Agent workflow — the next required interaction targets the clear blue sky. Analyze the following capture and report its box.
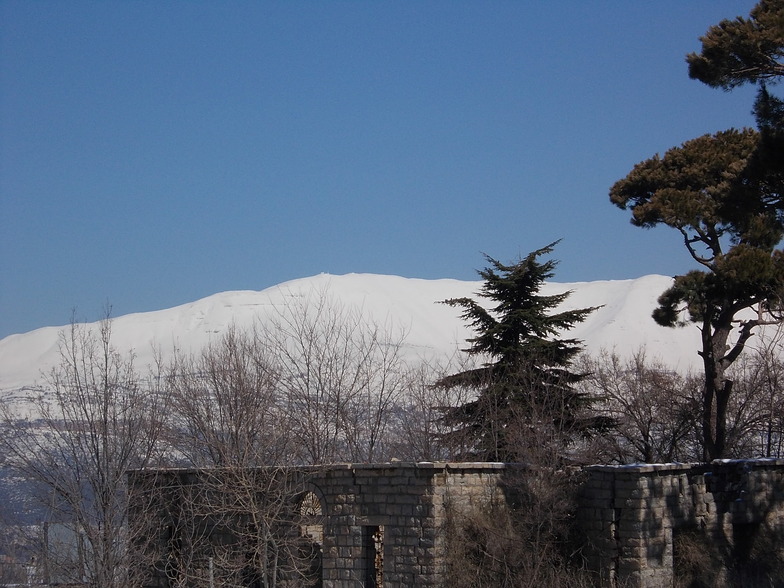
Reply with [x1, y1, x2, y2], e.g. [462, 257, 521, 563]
[0, 1, 759, 338]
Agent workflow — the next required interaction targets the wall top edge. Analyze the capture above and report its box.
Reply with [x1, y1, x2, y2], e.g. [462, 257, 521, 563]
[586, 457, 784, 473]
[128, 461, 530, 476]
[129, 458, 784, 478]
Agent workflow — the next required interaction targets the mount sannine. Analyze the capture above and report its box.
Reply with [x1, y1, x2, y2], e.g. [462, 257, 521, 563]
[0, 272, 757, 393]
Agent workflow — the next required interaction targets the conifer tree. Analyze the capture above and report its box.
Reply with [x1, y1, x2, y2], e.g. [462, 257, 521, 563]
[434, 242, 602, 462]
[686, 0, 784, 90]
[611, 0, 784, 461]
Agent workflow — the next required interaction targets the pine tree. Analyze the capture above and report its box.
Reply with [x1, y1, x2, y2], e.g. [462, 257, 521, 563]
[434, 242, 603, 462]
[686, 0, 784, 90]
[612, 0, 784, 461]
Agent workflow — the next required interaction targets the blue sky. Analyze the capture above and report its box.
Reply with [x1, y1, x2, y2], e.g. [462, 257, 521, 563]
[0, 1, 759, 338]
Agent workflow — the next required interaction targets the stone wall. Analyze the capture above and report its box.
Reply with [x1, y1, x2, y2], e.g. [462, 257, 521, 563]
[130, 459, 784, 587]
[312, 462, 507, 587]
[129, 462, 509, 588]
[576, 459, 784, 587]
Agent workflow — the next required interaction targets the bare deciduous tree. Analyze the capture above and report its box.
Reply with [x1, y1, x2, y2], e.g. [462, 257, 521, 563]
[581, 339, 784, 464]
[135, 290, 418, 586]
[579, 349, 702, 464]
[259, 287, 409, 464]
[132, 466, 320, 588]
[156, 326, 320, 587]
[442, 466, 594, 588]
[721, 325, 784, 458]
[385, 356, 475, 462]
[0, 316, 169, 588]
[167, 325, 292, 468]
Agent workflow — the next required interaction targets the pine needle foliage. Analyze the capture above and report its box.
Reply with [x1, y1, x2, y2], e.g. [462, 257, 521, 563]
[686, 0, 784, 90]
[612, 0, 784, 460]
[434, 242, 603, 462]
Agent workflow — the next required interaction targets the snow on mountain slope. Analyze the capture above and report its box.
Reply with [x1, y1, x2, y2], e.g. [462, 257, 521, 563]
[0, 272, 742, 393]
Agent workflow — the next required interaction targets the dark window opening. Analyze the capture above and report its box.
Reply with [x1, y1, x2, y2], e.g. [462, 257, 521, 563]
[364, 525, 383, 588]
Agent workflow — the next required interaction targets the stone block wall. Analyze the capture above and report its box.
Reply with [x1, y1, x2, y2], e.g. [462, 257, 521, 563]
[308, 462, 508, 587]
[576, 459, 784, 587]
[129, 462, 509, 588]
[130, 459, 784, 587]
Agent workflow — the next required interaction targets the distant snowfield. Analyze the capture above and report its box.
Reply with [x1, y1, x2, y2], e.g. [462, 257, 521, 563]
[0, 272, 777, 393]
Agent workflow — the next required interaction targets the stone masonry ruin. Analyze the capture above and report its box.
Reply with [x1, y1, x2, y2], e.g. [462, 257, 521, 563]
[129, 463, 509, 587]
[577, 459, 784, 587]
[129, 459, 784, 587]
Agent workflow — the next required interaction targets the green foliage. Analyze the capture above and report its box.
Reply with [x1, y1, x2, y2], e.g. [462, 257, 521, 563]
[686, 0, 784, 90]
[748, 87, 784, 228]
[435, 242, 604, 462]
[611, 0, 784, 460]
[685, 1, 784, 246]
[609, 124, 783, 331]
[610, 129, 760, 242]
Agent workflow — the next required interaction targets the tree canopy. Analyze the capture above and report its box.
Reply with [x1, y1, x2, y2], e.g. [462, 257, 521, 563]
[686, 0, 784, 90]
[611, 0, 784, 460]
[435, 242, 603, 462]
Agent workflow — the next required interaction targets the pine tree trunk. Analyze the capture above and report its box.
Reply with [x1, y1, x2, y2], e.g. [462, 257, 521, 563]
[700, 316, 735, 461]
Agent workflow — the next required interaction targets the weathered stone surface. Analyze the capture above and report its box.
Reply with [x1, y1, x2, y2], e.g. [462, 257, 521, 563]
[130, 462, 509, 587]
[577, 460, 784, 587]
[129, 459, 784, 587]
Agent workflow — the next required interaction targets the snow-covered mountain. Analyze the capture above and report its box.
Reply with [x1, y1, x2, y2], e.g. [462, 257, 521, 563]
[0, 272, 767, 393]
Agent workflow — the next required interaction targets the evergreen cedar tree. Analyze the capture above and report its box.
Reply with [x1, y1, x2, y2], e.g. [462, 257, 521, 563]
[434, 242, 611, 463]
[610, 0, 784, 461]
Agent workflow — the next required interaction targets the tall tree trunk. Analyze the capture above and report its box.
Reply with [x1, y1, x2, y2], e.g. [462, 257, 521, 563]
[700, 318, 717, 461]
[701, 312, 737, 461]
